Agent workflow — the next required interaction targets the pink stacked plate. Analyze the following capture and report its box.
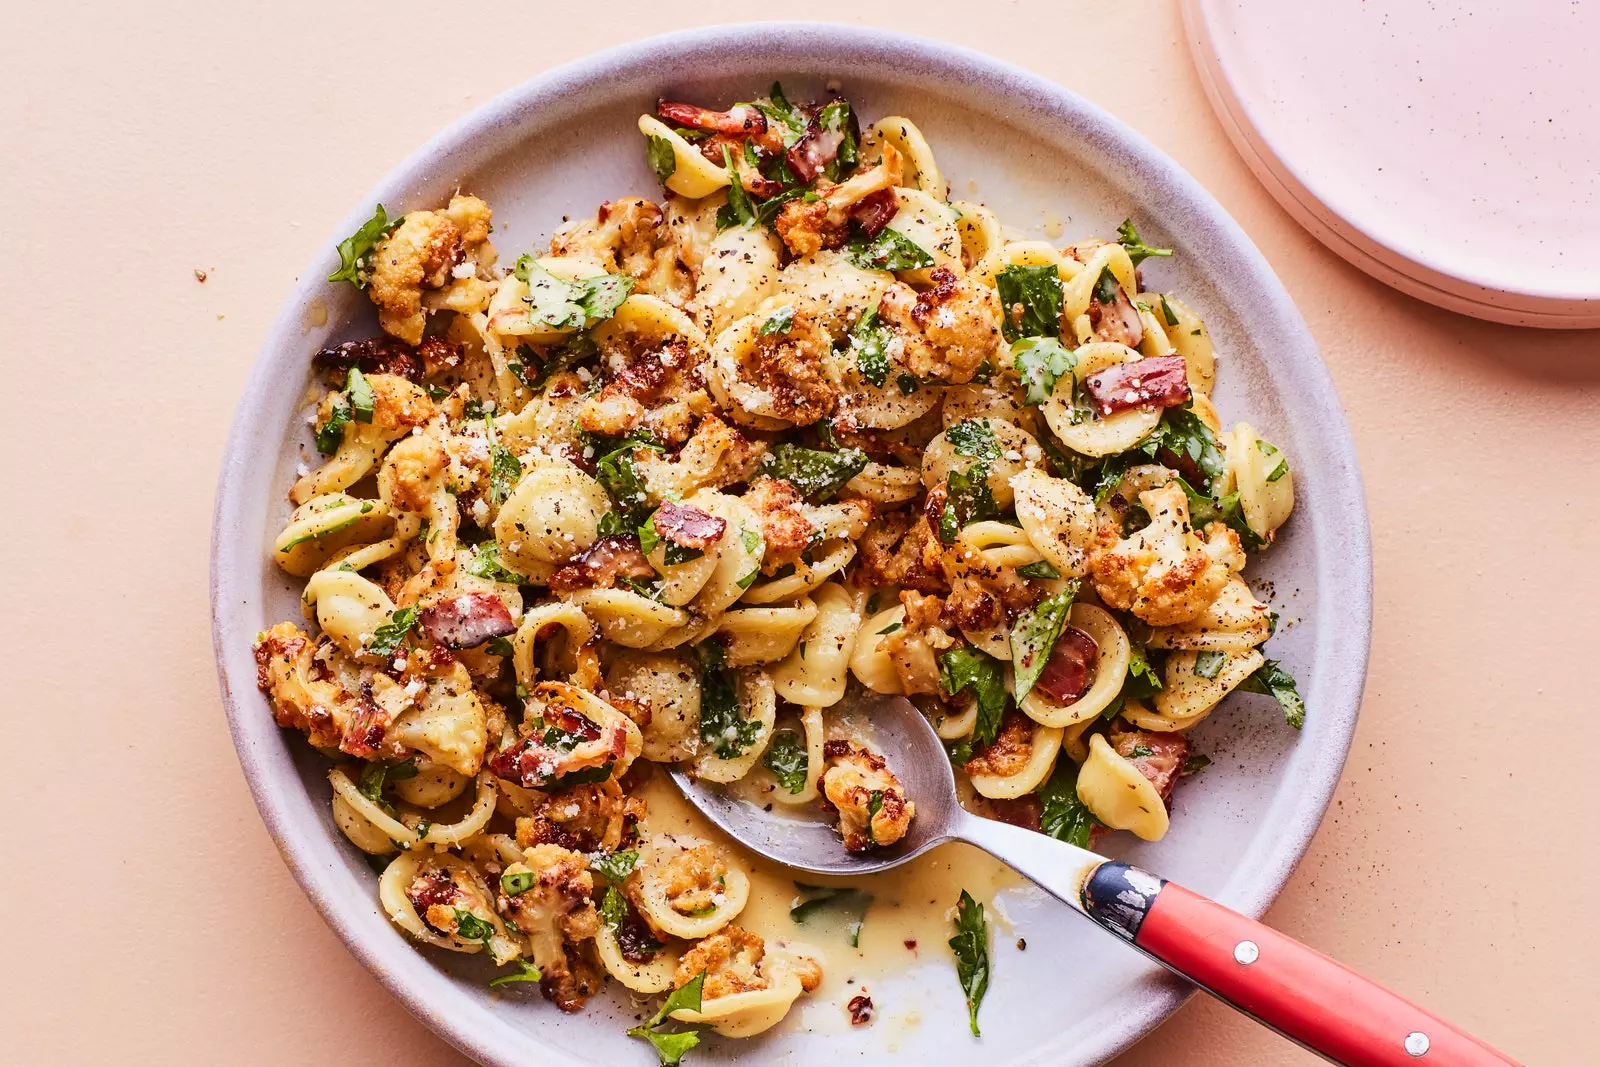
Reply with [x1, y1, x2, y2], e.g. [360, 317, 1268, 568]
[1184, 0, 1600, 329]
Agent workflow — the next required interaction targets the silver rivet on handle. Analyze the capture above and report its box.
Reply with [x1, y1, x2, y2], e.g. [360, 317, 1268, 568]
[1233, 940, 1259, 965]
[1404, 1031, 1430, 1057]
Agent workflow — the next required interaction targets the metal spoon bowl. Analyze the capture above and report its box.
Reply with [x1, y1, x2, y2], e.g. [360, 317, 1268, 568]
[667, 688, 1518, 1066]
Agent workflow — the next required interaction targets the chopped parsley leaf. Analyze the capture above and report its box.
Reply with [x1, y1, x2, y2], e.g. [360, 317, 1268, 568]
[328, 204, 403, 287]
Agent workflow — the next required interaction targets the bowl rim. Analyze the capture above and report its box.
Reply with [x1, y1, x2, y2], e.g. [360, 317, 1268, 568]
[211, 20, 1373, 1067]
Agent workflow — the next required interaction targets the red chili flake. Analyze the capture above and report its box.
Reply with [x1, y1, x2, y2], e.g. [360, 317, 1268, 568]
[1034, 626, 1100, 704]
[657, 99, 767, 136]
[548, 534, 656, 594]
[1082, 355, 1190, 415]
[903, 939, 918, 952]
[848, 995, 874, 1026]
[652, 502, 727, 550]
[847, 188, 900, 239]
[419, 592, 516, 649]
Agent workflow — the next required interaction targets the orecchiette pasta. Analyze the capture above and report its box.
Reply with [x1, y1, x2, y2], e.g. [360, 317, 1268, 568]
[252, 80, 1304, 1040]
[770, 583, 859, 707]
[1076, 733, 1169, 841]
[628, 835, 752, 939]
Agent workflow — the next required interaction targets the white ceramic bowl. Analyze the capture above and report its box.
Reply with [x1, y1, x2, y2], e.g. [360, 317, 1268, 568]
[211, 22, 1372, 1067]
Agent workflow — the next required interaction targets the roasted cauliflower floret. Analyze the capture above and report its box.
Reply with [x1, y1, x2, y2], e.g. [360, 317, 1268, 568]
[773, 157, 898, 257]
[743, 475, 870, 573]
[442, 194, 493, 246]
[380, 431, 449, 513]
[405, 860, 518, 963]
[292, 374, 436, 505]
[580, 339, 704, 445]
[880, 590, 956, 696]
[514, 778, 632, 853]
[551, 197, 677, 287]
[676, 925, 770, 998]
[253, 622, 407, 760]
[637, 415, 766, 503]
[738, 308, 838, 425]
[856, 510, 950, 594]
[626, 841, 731, 923]
[963, 709, 1034, 779]
[369, 196, 492, 343]
[1088, 482, 1244, 626]
[820, 739, 915, 851]
[877, 266, 1001, 385]
[499, 844, 604, 1012]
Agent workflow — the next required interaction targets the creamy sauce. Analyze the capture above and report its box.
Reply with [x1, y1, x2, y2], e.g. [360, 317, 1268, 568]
[634, 770, 1025, 1036]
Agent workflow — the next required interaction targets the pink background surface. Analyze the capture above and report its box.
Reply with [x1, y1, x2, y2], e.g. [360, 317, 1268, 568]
[5, 3, 1596, 1064]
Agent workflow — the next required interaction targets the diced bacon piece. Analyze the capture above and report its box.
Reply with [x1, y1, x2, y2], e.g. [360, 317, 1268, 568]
[419, 592, 516, 649]
[787, 115, 847, 182]
[548, 535, 656, 594]
[1033, 626, 1099, 704]
[651, 502, 727, 550]
[987, 795, 1042, 831]
[847, 187, 899, 239]
[1082, 355, 1190, 416]
[657, 99, 768, 136]
[1109, 724, 1191, 803]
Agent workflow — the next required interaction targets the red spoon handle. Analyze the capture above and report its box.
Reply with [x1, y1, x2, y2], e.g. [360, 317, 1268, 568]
[1081, 863, 1521, 1067]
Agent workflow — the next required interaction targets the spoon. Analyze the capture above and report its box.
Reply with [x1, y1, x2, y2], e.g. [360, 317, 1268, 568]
[670, 690, 1520, 1067]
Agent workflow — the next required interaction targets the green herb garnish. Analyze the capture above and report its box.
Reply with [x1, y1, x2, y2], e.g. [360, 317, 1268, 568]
[646, 135, 677, 183]
[346, 366, 375, 423]
[367, 605, 419, 657]
[586, 848, 641, 884]
[500, 870, 535, 896]
[514, 255, 633, 331]
[1239, 658, 1305, 729]
[994, 264, 1063, 341]
[849, 306, 893, 387]
[949, 890, 990, 1036]
[328, 204, 403, 286]
[1116, 218, 1173, 266]
[488, 959, 543, 987]
[315, 398, 352, 454]
[628, 971, 706, 1066]
[764, 730, 810, 794]
[845, 227, 935, 271]
[1009, 583, 1079, 702]
[938, 646, 1009, 747]
[464, 541, 525, 584]
[758, 306, 796, 336]
[1010, 336, 1077, 406]
[790, 883, 873, 947]
[1037, 758, 1096, 847]
[758, 443, 869, 503]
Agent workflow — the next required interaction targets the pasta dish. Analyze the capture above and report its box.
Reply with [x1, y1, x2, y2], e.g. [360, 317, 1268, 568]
[251, 81, 1303, 1057]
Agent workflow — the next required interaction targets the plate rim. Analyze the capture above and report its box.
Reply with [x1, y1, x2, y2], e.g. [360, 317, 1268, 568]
[1181, 0, 1600, 330]
[210, 21, 1373, 1067]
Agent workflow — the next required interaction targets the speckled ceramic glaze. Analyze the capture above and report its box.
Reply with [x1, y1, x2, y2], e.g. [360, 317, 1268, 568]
[211, 23, 1372, 1067]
